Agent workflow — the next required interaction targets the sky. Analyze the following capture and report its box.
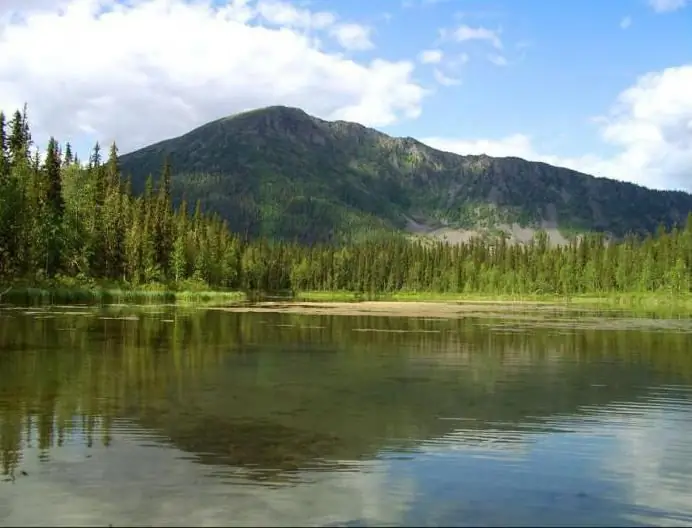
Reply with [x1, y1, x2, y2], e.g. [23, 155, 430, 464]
[0, 0, 690, 191]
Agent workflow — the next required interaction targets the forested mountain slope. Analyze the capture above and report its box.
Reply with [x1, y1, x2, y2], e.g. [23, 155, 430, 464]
[1, 104, 691, 298]
[118, 105, 692, 244]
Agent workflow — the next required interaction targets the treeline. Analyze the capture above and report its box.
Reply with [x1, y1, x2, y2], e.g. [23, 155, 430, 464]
[0, 106, 691, 296]
[0, 106, 240, 287]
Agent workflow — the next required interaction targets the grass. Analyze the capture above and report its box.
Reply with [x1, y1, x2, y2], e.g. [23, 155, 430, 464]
[2, 278, 691, 315]
[294, 290, 692, 314]
[0, 278, 246, 306]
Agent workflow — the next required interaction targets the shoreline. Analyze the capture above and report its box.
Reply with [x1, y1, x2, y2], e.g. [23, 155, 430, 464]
[0, 285, 690, 314]
[0, 284, 245, 306]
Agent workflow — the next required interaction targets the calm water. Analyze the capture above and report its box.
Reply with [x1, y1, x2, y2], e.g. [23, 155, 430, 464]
[1, 305, 692, 527]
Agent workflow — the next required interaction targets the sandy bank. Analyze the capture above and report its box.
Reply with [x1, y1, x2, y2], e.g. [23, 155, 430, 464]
[210, 300, 576, 319]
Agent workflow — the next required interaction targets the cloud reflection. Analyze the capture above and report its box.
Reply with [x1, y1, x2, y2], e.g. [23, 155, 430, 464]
[0, 422, 415, 527]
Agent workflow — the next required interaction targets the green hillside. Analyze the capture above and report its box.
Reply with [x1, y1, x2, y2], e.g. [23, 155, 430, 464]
[119, 105, 692, 244]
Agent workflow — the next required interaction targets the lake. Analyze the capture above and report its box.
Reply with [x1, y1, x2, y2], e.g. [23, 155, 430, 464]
[1, 304, 691, 527]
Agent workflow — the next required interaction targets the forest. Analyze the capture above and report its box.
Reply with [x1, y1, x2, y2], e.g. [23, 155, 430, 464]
[0, 106, 691, 297]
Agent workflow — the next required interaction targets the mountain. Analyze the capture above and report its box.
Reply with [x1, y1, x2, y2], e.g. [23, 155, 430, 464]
[119, 105, 692, 245]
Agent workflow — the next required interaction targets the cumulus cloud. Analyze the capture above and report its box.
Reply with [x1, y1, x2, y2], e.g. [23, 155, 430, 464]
[453, 25, 502, 49]
[424, 64, 692, 192]
[0, 0, 425, 152]
[418, 49, 444, 64]
[329, 23, 374, 51]
[648, 0, 688, 13]
[256, 0, 335, 28]
[0, 0, 68, 17]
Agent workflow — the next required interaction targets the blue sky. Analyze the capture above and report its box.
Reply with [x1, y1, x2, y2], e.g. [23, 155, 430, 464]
[0, 0, 691, 190]
[369, 0, 692, 158]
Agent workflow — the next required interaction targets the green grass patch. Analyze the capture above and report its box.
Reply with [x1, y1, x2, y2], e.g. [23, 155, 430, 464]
[294, 290, 692, 314]
[0, 278, 246, 307]
[3, 278, 690, 315]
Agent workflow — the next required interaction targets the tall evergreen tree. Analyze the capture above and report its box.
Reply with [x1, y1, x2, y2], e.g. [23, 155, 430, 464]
[63, 142, 73, 167]
[44, 138, 64, 217]
[8, 110, 28, 167]
[155, 157, 173, 278]
[0, 112, 8, 180]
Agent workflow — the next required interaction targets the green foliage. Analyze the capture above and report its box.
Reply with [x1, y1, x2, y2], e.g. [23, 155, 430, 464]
[0, 106, 243, 291]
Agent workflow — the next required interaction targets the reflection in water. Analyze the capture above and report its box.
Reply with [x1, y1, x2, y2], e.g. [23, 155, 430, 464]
[0, 306, 691, 526]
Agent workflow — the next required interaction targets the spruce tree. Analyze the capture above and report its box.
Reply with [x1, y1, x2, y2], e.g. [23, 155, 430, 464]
[63, 142, 73, 167]
[8, 110, 28, 167]
[0, 112, 8, 180]
[171, 206, 188, 284]
[44, 137, 64, 217]
[155, 157, 173, 277]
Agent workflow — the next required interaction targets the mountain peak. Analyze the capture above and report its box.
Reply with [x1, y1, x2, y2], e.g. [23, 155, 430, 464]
[119, 105, 692, 245]
[226, 105, 313, 122]
[212, 105, 331, 142]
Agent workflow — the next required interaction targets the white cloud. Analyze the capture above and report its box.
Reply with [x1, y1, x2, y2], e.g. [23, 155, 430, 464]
[453, 25, 502, 49]
[1, 426, 415, 526]
[418, 49, 444, 64]
[0, 0, 424, 153]
[604, 404, 692, 527]
[0, 0, 69, 18]
[423, 64, 692, 192]
[433, 69, 462, 86]
[487, 54, 508, 66]
[255, 1, 375, 51]
[620, 15, 632, 29]
[424, 133, 535, 159]
[329, 22, 374, 51]
[256, 0, 335, 29]
[648, 0, 688, 13]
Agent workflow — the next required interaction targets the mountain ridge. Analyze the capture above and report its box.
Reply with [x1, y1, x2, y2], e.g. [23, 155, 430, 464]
[119, 105, 692, 245]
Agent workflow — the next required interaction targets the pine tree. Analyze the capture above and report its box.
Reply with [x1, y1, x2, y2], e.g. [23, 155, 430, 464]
[44, 138, 64, 217]
[105, 142, 120, 190]
[124, 199, 143, 284]
[43, 138, 64, 277]
[171, 206, 188, 284]
[90, 141, 102, 169]
[63, 142, 73, 167]
[0, 111, 13, 275]
[8, 110, 29, 167]
[0, 112, 8, 181]
[155, 157, 173, 278]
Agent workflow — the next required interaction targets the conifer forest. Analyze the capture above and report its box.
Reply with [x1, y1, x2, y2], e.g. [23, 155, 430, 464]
[0, 106, 691, 297]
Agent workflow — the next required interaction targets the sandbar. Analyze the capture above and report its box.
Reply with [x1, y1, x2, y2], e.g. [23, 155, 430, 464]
[210, 300, 582, 319]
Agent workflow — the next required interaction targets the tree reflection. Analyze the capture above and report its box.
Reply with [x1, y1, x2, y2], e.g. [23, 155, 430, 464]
[1, 307, 691, 481]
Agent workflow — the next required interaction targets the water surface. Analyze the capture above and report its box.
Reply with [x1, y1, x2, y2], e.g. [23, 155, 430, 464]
[1, 305, 691, 526]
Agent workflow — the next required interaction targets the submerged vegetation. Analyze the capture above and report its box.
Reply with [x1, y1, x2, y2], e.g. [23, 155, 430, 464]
[0, 106, 691, 306]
